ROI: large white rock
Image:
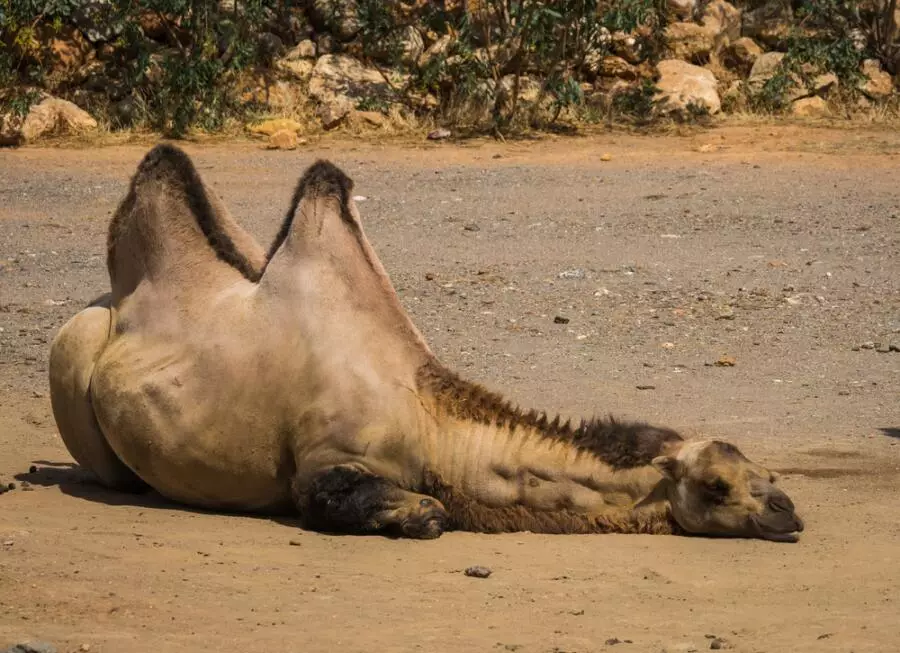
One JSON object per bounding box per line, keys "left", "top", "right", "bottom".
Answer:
{"left": 22, "top": 97, "right": 98, "bottom": 142}
{"left": 655, "top": 59, "right": 721, "bottom": 115}
{"left": 308, "top": 55, "right": 405, "bottom": 128}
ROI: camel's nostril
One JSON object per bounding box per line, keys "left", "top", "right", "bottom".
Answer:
{"left": 768, "top": 492, "right": 795, "bottom": 514}
{"left": 794, "top": 515, "right": 805, "bottom": 532}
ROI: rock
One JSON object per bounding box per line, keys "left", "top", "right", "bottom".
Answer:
{"left": 463, "top": 223, "right": 480, "bottom": 232}
{"left": 859, "top": 59, "right": 893, "bottom": 99}
{"left": 266, "top": 129, "right": 299, "bottom": 150}
{"left": 38, "top": 25, "right": 94, "bottom": 75}
{"left": 464, "top": 565, "right": 492, "bottom": 578}
{"left": 308, "top": 54, "right": 403, "bottom": 127}
{"left": 257, "top": 32, "right": 285, "bottom": 64}
{"left": 277, "top": 57, "right": 315, "bottom": 80}
{"left": 654, "top": 59, "right": 721, "bottom": 115}
{"left": 496, "top": 75, "right": 544, "bottom": 112}
{"left": 664, "top": 22, "right": 716, "bottom": 62}
{"left": 667, "top": 0, "right": 696, "bottom": 20}
{"left": 610, "top": 30, "right": 645, "bottom": 64}
{"left": 21, "top": 98, "right": 98, "bottom": 142}
{"left": 747, "top": 51, "right": 785, "bottom": 87}
{"left": 0, "top": 113, "right": 25, "bottom": 147}
{"left": 558, "top": 268, "right": 586, "bottom": 279}
{"left": 289, "top": 39, "right": 317, "bottom": 60}
{"left": 427, "top": 128, "right": 451, "bottom": 140}
{"left": 372, "top": 26, "right": 425, "bottom": 67}
{"left": 309, "top": 0, "right": 360, "bottom": 41}
{"left": 110, "top": 96, "right": 138, "bottom": 127}
{"left": 418, "top": 34, "right": 453, "bottom": 69}
{"left": 812, "top": 73, "right": 839, "bottom": 95}
{"left": 2, "top": 643, "right": 58, "bottom": 653}
{"left": 600, "top": 152, "right": 613, "bottom": 161}
{"left": 702, "top": 0, "right": 741, "bottom": 42}
{"left": 585, "top": 53, "right": 638, "bottom": 80}
{"left": 741, "top": 0, "right": 793, "bottom": 49}
{"left": 241, "top": 80, "right": 300, "bottom": 110}
{"left": 247, "top": 118, "right": 303, "bottom": 136}
{"left": 859, "top": 341, "right": 876, "bottom": 350}
{"left": 71, "top": 1, "right": 123, "bottom": 43}
{"left": 553, "top": 316, "right": 570, "bottom": 324}
{"left": 724, "top": 37, "right": 762, "bottom": 73}
{"left": 714, "top": 355, "right": 736, "bottom": 367}
{"left": 791, "top": 96, "right": 829, "bottom": 118}
{"left": 353, "top": 110, "right": 387, "bottom": 127}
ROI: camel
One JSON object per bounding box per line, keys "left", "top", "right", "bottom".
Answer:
{"left": 47, "top": 144, "right": 805, "bottom": 543}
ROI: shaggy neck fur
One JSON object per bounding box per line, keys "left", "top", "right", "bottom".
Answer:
{"left": 416, "top": 360, "right": 685, "bottom": 535}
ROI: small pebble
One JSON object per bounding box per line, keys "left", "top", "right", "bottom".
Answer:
{"left": 463, "top": 223, "right": 480, "bottom": 232}
{"left": 427, "top": 128, "right": 452, "bottom": 140}
{"left": 600, "top": 153, "right": 612, "bottom": 161}
{"left": 464, "top": 565, "right": 492, "bottom": 578}
{"left": 553, "top": 316, "right": 570, "bottom": 324}
{"left": 288, "top": 540, "right": 302, "bottom": 546}
{"left": 635, "top": 385, "right": 656, "bottom": 390}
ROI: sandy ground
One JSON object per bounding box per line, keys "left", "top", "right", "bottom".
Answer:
{"left": 0, "top": 125, "right": 898, "bottom": 653}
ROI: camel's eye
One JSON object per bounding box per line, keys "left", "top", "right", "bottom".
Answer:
{"left": 702, "top": 478, "right": 731, "bottom": 501}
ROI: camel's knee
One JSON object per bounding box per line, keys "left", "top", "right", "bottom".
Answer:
{"left": 301, "top": 466, "right": 448, "bottom": 539}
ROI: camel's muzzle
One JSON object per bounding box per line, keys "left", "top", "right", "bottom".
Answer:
{"left": 751, "top": 487, "right": 805, "bottom": 543}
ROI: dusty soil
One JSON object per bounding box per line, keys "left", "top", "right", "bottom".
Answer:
{"left": 1, "top": 125, "right": 898, "bottom": 653}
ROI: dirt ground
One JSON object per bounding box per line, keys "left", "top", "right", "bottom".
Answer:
{"left": 0, "top": 125, "right": 898, "bottom": 653}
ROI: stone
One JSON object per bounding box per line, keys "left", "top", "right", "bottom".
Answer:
{"left": 372, "top": 26, "right": 425, "bottom": 67}
{"left": 277, "top": 58, "right": 315, "bottom": 80}
{"left": 746, "top": 51, "right": 805, "bottom": 100}
{"left": 664, "top": 22, "right": 716, "bottom": 62}
{"left": 741, "top": 1, "right": 793, "bottom": 49}
{"left": 308, "top": 55, "right": 404, "bottom": 127}
{"left": 38, "top": 25, "right": 94, "bottom": 75}
{"left": 813, "top": 73, "right": 839, "bottom": 95}
{"left": 702, "top": 0, "right": 741, "bottom": 42}
{"left": 496, "top": 75, "right": 543, "bottom": 112}
{"left": 21, "top": 98, "right": 98, "bottom": 142}
{"left": 71, "top": 1, "right": 123, "bottom": 43}
{"left": 257, "top": 32, "right": 285, "bottom": 64}
{"left": 353, "top": 110, "right": 387, "bottom": 127}
{"left": 859, "top": 59, "right": 893, "bottom": 99}
{"left": 724, "top": 37, "right": 762, "bottom": 73}
{"left": 610, "top": 31, "right": 645, "bottom": 64}
{"left": 266, "top": 129, "right": 299, "bottom": 150}
{"left": 418, "top": 34, "right": 453, "bottom": 68}
{"left": 791, "top": 96, "right": 830, "bottom": 118}
{"left": 2, "top": 643, "right": 58, "bottom": 653}
{"left": 290, "top": 39, "right": 317, "bottom": 59}
{"left": 585, "top": 53, "right": 638, "bottom": 80}
{"left": 0, "top": 113, "right": 25, "bottom": 147}
{"left": 654, "top": 59, "right": 721, "bottom": 115}
{"left": 309, "top": 0, "right": 360, "bottom": 41}
{"left": 247, "top": 118, "right": 303, "bottom": 136}
{"left": 427, "top": 128, "right": 451, "bottom": 140}
{"left": 667, "top": 0, "right": 696, "bottom": 20}
{"left": 464, "top": 565, "right": 492, "bottom": 578}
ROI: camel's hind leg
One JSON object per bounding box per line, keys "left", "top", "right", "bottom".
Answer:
{"left": 302, "top": 466, "right": 449, "bottom": 539}
{"left": 48, "top": 294, "right": 148, "bottom": 492}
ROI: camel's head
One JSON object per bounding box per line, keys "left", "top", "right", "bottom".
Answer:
{"left": 651, "top": 440, "right": 804, "bottom": 543}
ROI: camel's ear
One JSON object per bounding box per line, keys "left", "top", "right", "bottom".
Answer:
{"left": 264, "top": 159, "right": 358, "bottom": 261}
{"left": 652, "top": 456, "right": 684, "bottom": 481}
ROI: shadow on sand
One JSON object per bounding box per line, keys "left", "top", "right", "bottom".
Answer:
{"left": 880, "top": 427, "right": 900, "bottom": 439}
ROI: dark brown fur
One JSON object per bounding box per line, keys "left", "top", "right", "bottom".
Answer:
{"left": 265, "top": 159, "right": 358, "bottom": 263}
{"left": 417, "top": 360, "right": 684, "bottom": 470}
{"left": 106, "top": 144, "right": 260, "bottom": 282}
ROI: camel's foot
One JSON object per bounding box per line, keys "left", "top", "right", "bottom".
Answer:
{"left": 304, "top": 466, "right": 449, "bottom": 539}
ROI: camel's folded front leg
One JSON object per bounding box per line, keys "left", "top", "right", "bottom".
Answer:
{"left": 301, "top": 466, "right": 449, "bottom": 539}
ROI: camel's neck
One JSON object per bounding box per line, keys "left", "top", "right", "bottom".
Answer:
{"left": 415, "top": 362, "right": 683, "bottom": 535}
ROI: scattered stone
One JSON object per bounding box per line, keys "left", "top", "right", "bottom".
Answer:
{"left": 600, "top": 153, "right": 613, "bottom": 161}
{"left": 636, "top": 385, "right": 656, "bottom": 390}
{"left": 791, "top": 96, "right": 830, "bottom": 118}
{"left": 876, "top": 343, "right": 893, "bottom": 353}
{"left": 558, "top": 268, "right": 586, "bottom": 280}
{"left": 667, "top": 0, "right": 696, "bottom": 20}
{"left": 309, "top": 0, "right": 360, "bottom": 41}
{"left": 859, "top": 341, "right": 876, "bottom": 350}
{"left": 425, "top": 273, "right": 435, "bottom": 281}
{"left": 747, "top": 52, "right": 802, "bottom": 101}
{"left": 702, "top": 0, "right": 741, "bottom": 41}
{"left": 605, "top": 638, "right": 622, "bottom": 646}
{"left": 655, "top": 59, "right": 721, "bottom": 116}
{"left": 709, "top": 637, "right": 726, "bottom": 649}
{"left": 308, "top": 54, "right": 404, "bottom": 129}
{"left": 664, "top": 21, "right": 716, "bottom": 62}
{"left": 22, "top": 97, "right": 98, "bottom": 142}
{"left": 725, "top": 37, "right": 762, "bottom": 73}
{"left": 277, "top": 57, "right": 315, "bottom": 80}
{"left": 79, "top": 645, "right": 91, "bottom": 652}
{"left": 354, "top": 110, "right": 387, "bottom": 127}
{"left": 289, "top": 39, "right": 317, "bottom": 60}
{"left": 1, "top": 642, "right": 57, "bottom": 653}
{"left": 553, "top": 316, "right": 570, "bottom": 324}
{"left": 427, "top": 128, "right": 452, "bottom": 140}
{"left": 247, "top": 118, "right": 303, "bottom": 137}
{"left": 464, "top": 565, "right": 492, "bottom": 578}
{"left": 859, "top": 59, "right": 893, "bottom": 99}
{"left": 463, "top": 223, "right": 480, "bottom": 232}
{"left": 586, "top": 54, "right": 638, "bottom": 81}
{"left": 714, "top": 355, "right": 736, "bottom": 367}
{"left": 289, "top": 539, "right": 302, "bottom": 546}
{"left": 838, "top": 390, "right": 851, "bottom": 396}
{"left": 265, "top": 129, "right": 298, "bottom": 150}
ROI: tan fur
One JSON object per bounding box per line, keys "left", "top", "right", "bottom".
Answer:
{"left": 48, "top": 145, "right": 804, "bottom": 541}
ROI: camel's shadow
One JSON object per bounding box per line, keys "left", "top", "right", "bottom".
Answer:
{"left": 14, "top": 461, "right": 299, "bottom": 527}
{"left": 880, "top": 427, "right": 900, "bottom": 439}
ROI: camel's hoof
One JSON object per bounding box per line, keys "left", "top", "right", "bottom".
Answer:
{"left": 401, "top": 505, "right": 448, "bottom": 540}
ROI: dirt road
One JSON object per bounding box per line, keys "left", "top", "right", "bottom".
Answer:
{"left": 1, "top": 126, "right": 898, "bottom": 653}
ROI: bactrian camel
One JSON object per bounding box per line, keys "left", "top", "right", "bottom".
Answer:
{"left": 48, "top": 145, "right": 805, "bottom": 543}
